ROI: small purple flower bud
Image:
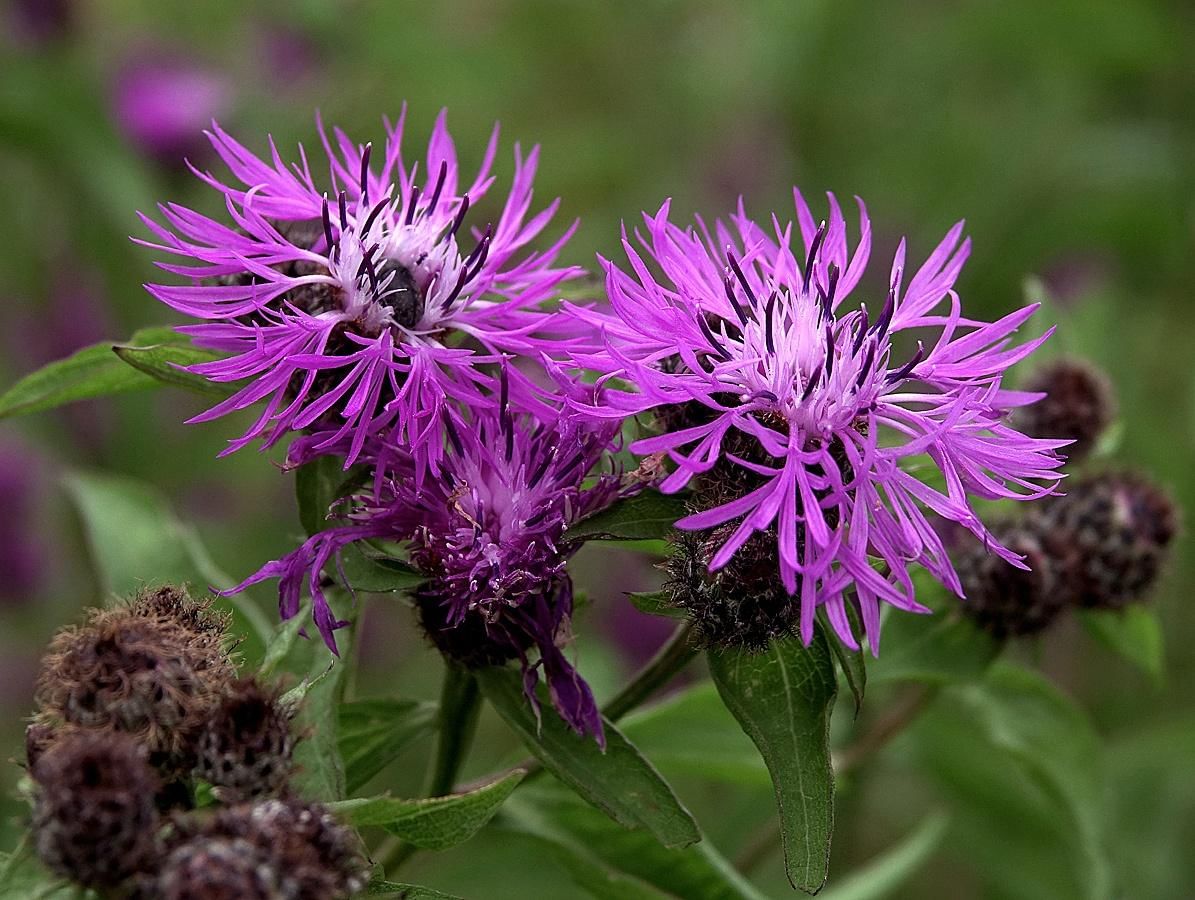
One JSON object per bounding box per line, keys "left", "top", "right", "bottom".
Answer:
{"left": 1016, "top": 358, "right": 1116, "bottom": 465}
{"left": 194, "top": 677, "right": 295, "bottom": 802}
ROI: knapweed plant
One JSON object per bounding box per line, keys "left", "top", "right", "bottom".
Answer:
{"left": 0, "top": 110, "right": 1177, "bottom": 899}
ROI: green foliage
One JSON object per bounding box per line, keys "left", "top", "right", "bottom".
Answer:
{"left": 111, "top": 339, "right": 232, "bottom": 396}
{"left": 819, "top": 813, "right": 949, "bottom": 900}
{"left": 367, "top": 881, "right": 464, "bottom": 899}
{"left": 868, "top": 609, "right": 1001, "bottom": 686}
{"left": 708, "top": 634, "right": 838, "bottom": 894}
{"left": 503, "top": 783, "right": 770, "bottom": 900}
{"left": 339, "top": 699, "right": 439, "bottom": 795}
{"left": 1078, "top": 606, "right": 1164, "bottom": 685}
{"left": 338, "top": 545, "right": 426, "bottom": 593}
{"left": 0, "top": 841, "right": 77, "bottom": 900}
{"left": 628, "top": 590, "right": 687, "bottom": 619}
{"left": 565, "top": 491, "right": 689, "bottom": 543}
{"left": 474, "top": 666, "right": 701, "bottom": 849}
{"left": 331, "top": 770, "right": 524, "bottom": 850}
{"left": 820, "top": 608, "right": 867, "bottom": 713}
{"left": 294, "top": 456, "right": 370, "bottom": 538}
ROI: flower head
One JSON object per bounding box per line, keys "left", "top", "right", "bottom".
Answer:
{"left": 568, "top": 193, "right": 1065, "bottom": 652}
{"left": 138, "top": 108, "right": 579, "bottom": 470}
{"left": 235, "top": 382, "right": 627, "bottom": 742}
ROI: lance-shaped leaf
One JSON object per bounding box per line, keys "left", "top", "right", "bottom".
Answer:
{"left": 1078, "top": 606, "right": 1164, "bottom": 686}
{"left": 367, "top": 880, "right": 464, "bottom": 899}
{"left": 339, "top": 699, "right": 439, "bottom": 794}
{"left": 709, "top": 633, "right": 838, "bottom": 893}
{"left": 330, "top": 769, "right": 524, "bottom": 850}
{"left": 628, "top": 591, "right": 687, "bottom": 619}
{"left": 474, "top": 666, "right": 700, "bottom": 849}
{"left": 565, "top": 491, "right": 689, "bottom": 543}
{"left": 112, "top": 339, "right": 234, "bottom": 396}
{"left": 294, "top": 456, "right": 370, "bottom": 538}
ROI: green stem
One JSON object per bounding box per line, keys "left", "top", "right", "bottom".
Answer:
{"left": 425, "top": 663, "right": 483, "bottom": 798}
{"left": 603, "top": 620, "right": 698, "bottom": 722}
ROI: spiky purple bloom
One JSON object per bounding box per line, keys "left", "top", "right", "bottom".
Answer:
{"left": 138, "top": 108, "right": 579, "bottom": 470}
{"left": 567, "top": 193, "right": 1065, "bottom": 652}
{"left": 234, "top": 390, "right": 627, "bottom": 742}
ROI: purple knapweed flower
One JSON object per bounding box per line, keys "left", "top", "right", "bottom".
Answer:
{"left": 137, "top": 108, "right": 580, "bottom": 471}
{"left": 565, "top": 193, "right": 1065, "bottom": 653}
{"left": 234, "top": 384, "right": 628, "bottom": 742}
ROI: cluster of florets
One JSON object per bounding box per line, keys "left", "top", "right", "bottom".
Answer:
{"left": 955, "top": 361, "right": 1176, "bottom": 637}
{"left": 24, "top": 585, "right": 365, "bottom": 896}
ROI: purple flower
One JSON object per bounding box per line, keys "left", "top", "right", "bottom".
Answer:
{"left": 138, "top": 108, "right": 579, "bottom": 471}
{"left": 113, "top": 55, "right": 232, "bottom": 164}
{"left": 234, "top": 382, "right": 627, "bottom": 742}
{"left": 565, "top": 193, "right": 1065, "bottom": 652}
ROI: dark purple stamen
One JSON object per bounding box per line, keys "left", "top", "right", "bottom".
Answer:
{"left": 697, "top": 315, "right": 732, "bottom": 361}
{"left": 338, "top": 192, "right": 348, "bottom": 231}
{"left": 852, "top": 307, "right": 869, "bottom": 354}
{"left": 362, "top": 198, "right": 389, "bottom": 234}
{"left": 764, "top": 291, "right": 778, "bottom": 354}
{"left": 855, "top": 341, "right": 876, "bottom": 389}
{"left": 871, "top": 288, "right": 895, "bottom": 337}
{"left": 824, "top": 325, "right": 835, "bottom": 379}
{"left": 529, "top": 446, "right": 557, "bottom": 486}
{"left": 886, "top": 341, "right": 925, "bottom": 384}
{"left": 722, "top": 275, "right": 749, "bottom": 326}
{"left": 726, "top": 250, "right": 758, "bottom": 309}
{"left": 445, "top": 194, "right": 471, "bottom": 242}
{"left": 803, "top": 220, "right": 827, "bottom": 288}
{"left": 359, "top": 142, "right": 372, "bottom": 201}
{"left": 825, "top": 263, "right": 840, "bottom": 306}
{"left": 404, "top": 186, "right": 421, "bottom": 226}
{"left": 427, "top": 160, "right": 449, "bottom": 217}
{"left": 320, "top": 195, "right": 335, "bottom": 253}
{"left": 801, "top": 363, "right": 823, "bottom": 400}
{"left": 444, "top": 413, "right": 465, "bottom": 456}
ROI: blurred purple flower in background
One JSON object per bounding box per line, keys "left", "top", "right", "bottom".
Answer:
{"left": 0, "top": 438, "right": 45, "bottom": 602}
{"left": 566, "top": 193, "right": 1065, "bottom": 652}
{"left": 112, "top": 52, "right": 232, "bottom": 164}
{"left": 5, "top": 0, "right": 74, "bottom": 47}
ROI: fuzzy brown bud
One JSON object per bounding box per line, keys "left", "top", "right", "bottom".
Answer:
{"left": 1017, "top": 358, "right": 1115, "bottom": 465}
{"left": 194, "top": 677, "right": 294, "bottom": 801}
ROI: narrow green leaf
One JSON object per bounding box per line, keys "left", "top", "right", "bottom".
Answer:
{"left": 628, "top": 591, "right": 687, "bottom": 619}
{"left": 0, "top": 326, "right": 188, "bottom": 419}
{"left": 339, "top": 699, "right": 439, "bottom": 794}
{"left": 367, "top": 880, "right": 464, "bottom": 899}
{"left": 565, "top": 491, "right": 688, "bottom": 543}
{"left": 486, "top": 828, "right": 669, "bottom": 899}
{"left": 295, "top": 456, "right": 369, "bottom": 537}
{"left": 0, "top": 843, "right": 75, "bottom": 898}
{"left": 259, "top": 604, "right": 309, "bottom": 678}
{"left": 291, "top": 649, "right": 349, "bottom": 802}
{"left": 820, "top": 607, "right": 867, "bottom": 713}
{"left": 505, "top": 783, "right": 771, "bottom": 900}
{"left": 819, "top": 812, "right": 949, "bottom": 900}
{"left": 330, "top": 769, "right": 524, "bottom": 850}
{"left": 708, "top": 633, "right": 838, "bottom": 893}
{"left": 112, "top": 341, "right": 234, "bottom": 396}
{"left": 339, "top": 545, "right": 426, "bottom": 593}
{"left": 62, "top": 470, "right": 274, "bottom": 643}
{"left": 474, "top": 666, "right": 700, "bottom": 849}
{"left": 1078, "top": 606, "right": 1164, "bottom": 685}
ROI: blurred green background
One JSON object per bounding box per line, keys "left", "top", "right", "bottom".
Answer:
{"left": 1, "top": 1, "right": 1193, "bottom": 897}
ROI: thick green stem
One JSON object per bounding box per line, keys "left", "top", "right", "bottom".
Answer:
{"left": 603, "top": 620, "right": 698, "bottom": 722}
{"left": 425, "top": 663, "right": 482, "bottom": 798}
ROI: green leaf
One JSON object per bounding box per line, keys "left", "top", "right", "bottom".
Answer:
{"left": 565, "top": 491, "right": 689, "bottom": 543}
{"left": 0, "top": 841, "right": 76, "bottom": 899}
{"left": 330, "top": 769, "right": 525, "bottom": 850}
{"left": 485, "top": 829, "right": 669, "bottom": 900}
{"left": 868, "top": 607, "right": 1000, "bottom": 686}
{"left": 62, "top": 470, "right": 274, "bottom": 642}
{"left": 628, "top": 591, "right": 687, "bottom": 619}
{"left": 295, "top": 456, "right": 369, "bottom": 537}
{"left": 708, "top": 633, "right": 838, "bottom": 894}
{"left": 291, "top": 648, "right": 349, "bottom": 802}
{"left": 339, "top": 699, "right": 439, "bottom": 794}
{"left": 367, "top": 880, "right": 463, "bottom": 899}
{"left": 339, "top": 545, "right": 426, "bottom": 593}
{"left": 474, "top": 666, "right": 700, "bottom": 849}
{"left": 819, "top": 812, "right": 949, "bottom": 900}
{"left": 0, "top": 327, "right": 198, "bottom": 418}
{"left": 112, "top": 340, "right": 234, "bottom": 397}
{"left": 259, "top": 607, "right": 310, "bottom": 678}
{"left": 621, "top": 683, "right": 768, "bottom": 787}
{"left": 914, "top": 662, "right": 1112, "bottom": 900}
{"left": 820, "top": 607, "right": 867, "bottom": 713}
{"left": 1078, "top": 605, "right": 1164, "bottom": 685}
{"left": 505, "top": 783, "right": 771, "bottom": 900}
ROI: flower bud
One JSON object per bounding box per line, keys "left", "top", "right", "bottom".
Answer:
{"left": 194, "top": 677, "right": 294, "bottom": 801}
{"left": 1041, "top": 472, "right": 1178, "bottom": 609}
{"left": 33, "top": 586, "right": 236, "bottom": 780}
{"left": 1016, "top": 359, "right": 1115, "bottom": 465}
{"left": 956, "top": 523, "right": 1067, "bottom": 638}
{"left": 31, "top": 731, "right": 159, "bottom": 888}
{"left": 151, "top": 798, "right": 369, "bottom": 899}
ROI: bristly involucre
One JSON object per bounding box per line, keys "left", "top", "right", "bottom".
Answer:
{"left": 137, "top": 107, "right": 581, "bottom": 472}
{"left": 565, "top": 193, "right": 1065, "bottom": 652}
{"left": 233, "top": 379, "right": 630, "bottom": 743}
